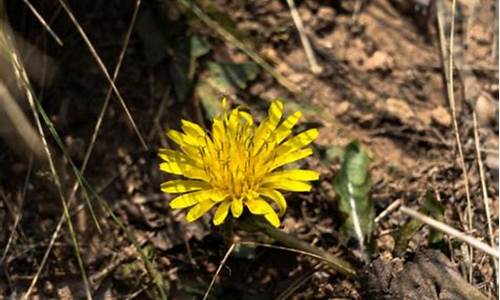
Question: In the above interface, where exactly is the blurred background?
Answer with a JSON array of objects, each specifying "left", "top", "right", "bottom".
[{"left": 0, "top": 0, "right": 498, "bottom": 299}]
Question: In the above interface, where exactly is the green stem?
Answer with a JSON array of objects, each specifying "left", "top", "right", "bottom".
[{"left": 239, "top": 217, "right": 356, "bottom": 277}]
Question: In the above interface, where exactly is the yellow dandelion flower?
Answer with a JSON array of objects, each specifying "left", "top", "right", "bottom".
[{"left": 159, "top": 99, "right": 319, "bottom": 227}]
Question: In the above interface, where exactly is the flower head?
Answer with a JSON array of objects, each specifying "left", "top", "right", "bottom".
[{"left": 159, "top": 99, "right": 319, "bottom": 227}]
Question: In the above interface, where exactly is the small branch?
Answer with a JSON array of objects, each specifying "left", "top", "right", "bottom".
[
  {"left": 286, "top": 0, "right": 322, "bottom": 74},
  {"left": 202, "top": 243, "right": 236, "bottom": 300},
  {"left": 375, "top": 199, "right": 401, "bottom": 223},
  {"left": 22, "top": 0, "right": 63, "bottom": 46},
  {"left": 400, "top": 206, "right": 499, "bottom": 259}
]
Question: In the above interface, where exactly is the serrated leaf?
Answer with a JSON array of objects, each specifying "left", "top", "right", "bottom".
[
  {"left": 333, "top": 141, "right": 373, "bottom": 257},
  {"left": 196, "top": 61, "right": 259, "bottom": 118},
  {"left": 195, "top": 80, "right": 224, "bottom": 119},
  {"left": 206, "top": 62, "right": 259, "bottom": 93}
]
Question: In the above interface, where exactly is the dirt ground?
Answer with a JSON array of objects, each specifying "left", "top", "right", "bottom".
[{"left": 0, "top": 0, "right": 498, "bottom": 299}]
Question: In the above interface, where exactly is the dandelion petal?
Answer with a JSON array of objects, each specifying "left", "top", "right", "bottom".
[
  {"left": 264, "top": 210, "right": 280, "bottom": 227},
  {"left": 186, "top": 200, "right": 215, "bottom": 222},
  {"left": 161, "top": 180, "right": 208, "bottom": 193},
  {"left": 246, "top": 198, "right": 273, "bottom": 215},
  {"left": 213, "top": 201, "right": 231, "bottom": 225}
]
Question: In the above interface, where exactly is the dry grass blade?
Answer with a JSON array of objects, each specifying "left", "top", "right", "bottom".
[
  {"left": 0, "top": 82, "right": 46, "bottom": 163},
  {"left": 22, "top": 0, "right": 63, "bottom": 46},
  {"left": 400, "top": 206, "right": 499, "bottom": 259},
  {"left": 1, "top": 155, "right": 32, "bottom": 263},
  {"left": 436, "top": 0, "right": 474, "bottom": 281},
  {"left": 17, "top": 2, "right": 169, "bottom": 297},
  {"left": 202, "top": 243, "right": 236, "bottom": 300},
  {"left": 472, "top": 112, "right": 498, "bottom": 283},
  {"left": 286, "top": 0, "right": 322, "bottom": 74},
  {"left": 81, "top": 179, "right": 168, "bottom": 299},
  {"left": 6, "top": 34, "right": 93, "bottom": 300},
  {"left": 56, "top": 0, "right": 148, "bottom": 150},
  {"left": 67, "top": 0, "right": 142, "bottom": 221},
  {"left": 275, "top": 264, "right": 321, "bottom": 300},
  {"left": 177, "top": 0, "right": 299, "bottom": 94},
  {"left": 375, "top": 199, "right": 401, "bottom": 223}
]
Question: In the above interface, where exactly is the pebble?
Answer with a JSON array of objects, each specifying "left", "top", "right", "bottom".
[{"left": 430, "top": 105, "right": 452, "bottom": 127}]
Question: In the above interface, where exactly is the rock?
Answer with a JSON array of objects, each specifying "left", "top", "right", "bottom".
[
  {"left": 317, "top": 6, "right": 335, "bottom": 23},
  {"left": 430, "top": 105, "right": 452, "bottom": 127},
  {"left": 376, "top": 234, "right": 395, "bottom": 252},
  {"left": 334, "top": 101, "right": 351, "bottom": 116},
  {"left": 416, "top": 109, "right": 432, "bottom": 126},
  {"left": 298, "top": 6, "right": 313, "bottom": 24},
  {"left": 288, "top": 72, "right": 306, "bottom": 84},
  {"left": 363, "top": 51, "right": 394, "bottom": 72},
  {"left": 385, "top": 98, "right": 415, "bottom": 123},
  {"left": 475, "top": 92, "right": 498, "bottom": 126}
]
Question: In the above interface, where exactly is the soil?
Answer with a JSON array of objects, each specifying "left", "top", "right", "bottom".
[{"left": 0, "top": 0, "right": 498, "bottom": 299}]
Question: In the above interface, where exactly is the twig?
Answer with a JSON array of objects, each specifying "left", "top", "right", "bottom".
[
  {"left": 436, "top": 0, "right": 475, "bottom": 281},
  {"left": 375, "top": 199, "right": 401, "bottom": 223},
  {"left": 286, "top": 0, "right": 322, "bottom": 74},
  {"left": 202, "top": 243, "right": 236, "bottom": 300},
  {"left": 67, "top": 0, "right": 142, "bottom": 205},
  {"left": 351, "top": 0, "right": 363, "bottom": 24},
  {"left": 400, "top": 206, "right": 499, "bottom": 259},
  {"left": 472, "top": 112, "right": 498, "bottom": 284},
  {"left": 22, "top": 0, "right": 63, "bottom": 46}
]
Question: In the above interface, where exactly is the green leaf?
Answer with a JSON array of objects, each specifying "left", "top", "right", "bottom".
[
  {"left": 394, "top": 190, "right": 445, "bottom": 255},
  {"left": 135, "top": 8, "right": 211, "bottom": 101},
  {"left": 206, "top": 62, "right": 259, "bottom": 92},
  {"left": 170, "top": 36, "right": 212, "bottom": 102},
  {"left": 135, "top": 8, "right": 186, "bottom": 66},
  {"left": 333, "top": 141, "right": 373, "bottom": 258},
  {"left": 195, "top": 80, "right": 224, "bottom": 119},
  {"left": 195, "top": 61, "right": 259, "bottom": 119},
  {"left": 423, "top": 191, "right": 445, "bottom": 245},
  {"left": 135, "top": 9, "right": 169, "bottom": 65}
]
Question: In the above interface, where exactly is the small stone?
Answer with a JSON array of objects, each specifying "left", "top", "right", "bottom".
[
  {"left": 386, "top": 98, "right": 414, "bottom": 123},
  {"left": 430, "top": 105, "right": 452, "bottom": 127},
  {"left": 377, "top": 234, "right": 395, "bottom": 252},
  {"left": 335, "top": 101, "right": 351, "bottom": 116},
  {"left": 317, "top": 7, "right": 335, "bottom": 23},
  {"left": 363, "top": 51, "right": 394, "bottom": 71},
  {"left": 416, "top": 109, "right": 432, "bottom": 126},
  {"left": 288, "top": 73, "right": 306, "bottom": 84},
  {"left": 475, "top": 93, "right": 498, "bottom": 126},
  {"left": 43, "top": 280, "right": 54, "bottom": 296}
]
